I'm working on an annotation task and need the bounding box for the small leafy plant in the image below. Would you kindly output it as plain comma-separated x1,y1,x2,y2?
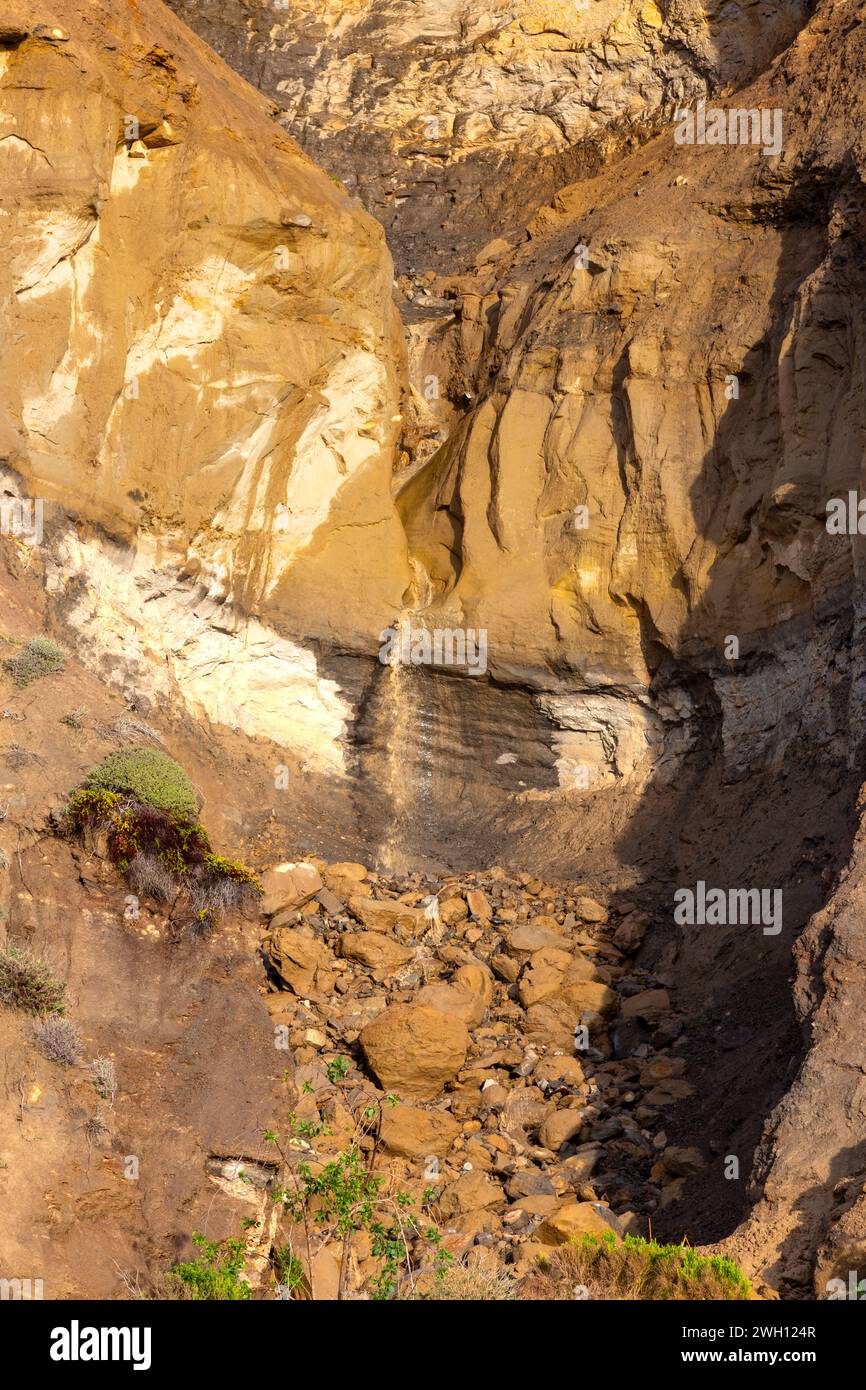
264,1097,449,1300
169,1234,252,1301
326,1055,351,1084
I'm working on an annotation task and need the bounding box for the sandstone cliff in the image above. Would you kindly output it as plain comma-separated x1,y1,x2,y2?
1,0,411,772
167,0,809,273
3,0,866,1306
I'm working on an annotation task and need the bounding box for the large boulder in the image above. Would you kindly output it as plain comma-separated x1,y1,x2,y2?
359,1004,469,1099
537,1202,624,1247
438,1171,503,1220
338,931,415,980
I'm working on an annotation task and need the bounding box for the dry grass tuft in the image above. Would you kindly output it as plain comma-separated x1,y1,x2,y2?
520,1233,753,1301
33,1014,83,1066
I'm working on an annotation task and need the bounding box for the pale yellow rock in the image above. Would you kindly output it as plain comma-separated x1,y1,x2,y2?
1,0,410,776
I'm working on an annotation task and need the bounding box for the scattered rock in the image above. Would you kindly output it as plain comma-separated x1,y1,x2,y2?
348,894,425,938
266,924,336,996
537,1201,624,1246
378,1105,461,1159
439,1170,503,1218
575,896,608,924
339,932,415,980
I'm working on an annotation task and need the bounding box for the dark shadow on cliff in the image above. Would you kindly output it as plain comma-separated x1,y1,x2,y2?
763,1139,866,1298
603,170,866,1252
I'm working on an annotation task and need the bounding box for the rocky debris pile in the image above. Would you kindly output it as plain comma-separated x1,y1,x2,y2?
259,858,699,1283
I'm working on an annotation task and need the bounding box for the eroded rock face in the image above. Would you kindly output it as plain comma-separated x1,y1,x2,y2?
0,0,410,771
395,0,866,785
2,0,834,802
4,0,866,1303
166,0,809,273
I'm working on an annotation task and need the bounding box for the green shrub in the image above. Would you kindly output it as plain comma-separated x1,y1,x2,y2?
169,1234,252,1301
0,945,66,1015
65,754,260,934
523,1232,753,1301
85,748,199,819
3,636,65,687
